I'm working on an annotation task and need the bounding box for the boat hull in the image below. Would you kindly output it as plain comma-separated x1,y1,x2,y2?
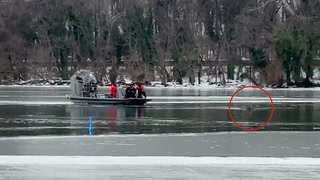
67,96,151,105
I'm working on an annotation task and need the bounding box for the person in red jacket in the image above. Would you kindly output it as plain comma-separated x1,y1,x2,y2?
135,82,146,98
110,83,117,98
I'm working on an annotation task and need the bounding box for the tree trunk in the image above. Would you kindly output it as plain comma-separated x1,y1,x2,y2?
220,66,226,85
236,66,243,80
215,66,218,84
60,51,68,80
227,65,234,80
286,70,291,84
293,69,300,83
160,64,167,85
173,65,183,85
110,57,118,84
197,70,201,84
165,69,171,82
189,71,195,85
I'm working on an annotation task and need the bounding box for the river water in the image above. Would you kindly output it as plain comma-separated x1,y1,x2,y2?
1,86,320,179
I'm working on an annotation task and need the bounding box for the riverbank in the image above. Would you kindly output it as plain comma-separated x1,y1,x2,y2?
1,78,320,89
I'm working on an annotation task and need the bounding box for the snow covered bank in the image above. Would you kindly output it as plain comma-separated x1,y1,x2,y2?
0,79,252,88
2,78,320,90
2,84,320,91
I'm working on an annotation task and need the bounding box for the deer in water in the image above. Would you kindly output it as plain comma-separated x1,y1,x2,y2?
244,103,257,111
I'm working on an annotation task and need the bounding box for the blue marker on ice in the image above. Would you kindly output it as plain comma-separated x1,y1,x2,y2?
88,116,92,135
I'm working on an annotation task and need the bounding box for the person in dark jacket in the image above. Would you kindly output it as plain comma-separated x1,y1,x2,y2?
125,84,136,98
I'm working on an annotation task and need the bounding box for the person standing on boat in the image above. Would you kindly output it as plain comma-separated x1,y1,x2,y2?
117,83,126,99
110,83,117,98
135,82,146,98
89,81,98,97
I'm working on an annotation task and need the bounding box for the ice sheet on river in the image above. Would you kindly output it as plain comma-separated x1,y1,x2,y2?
0,156,319,180
1,132,320,179
1,132,320,157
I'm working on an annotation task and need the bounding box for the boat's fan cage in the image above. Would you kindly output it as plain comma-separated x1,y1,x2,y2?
70,70,98,97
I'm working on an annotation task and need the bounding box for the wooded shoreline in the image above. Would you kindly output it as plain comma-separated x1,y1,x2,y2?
1,0,320,87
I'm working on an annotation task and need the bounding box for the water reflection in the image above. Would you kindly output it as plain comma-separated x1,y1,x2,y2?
67,105,146,135
105,106,145,134
88,116,92,135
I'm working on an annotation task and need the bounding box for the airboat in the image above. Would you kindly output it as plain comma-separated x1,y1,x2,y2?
66,70,152,105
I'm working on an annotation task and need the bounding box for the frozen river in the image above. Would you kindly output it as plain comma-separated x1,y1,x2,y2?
0,132,320,180
1,156,320,180
1,86,320,179
0,132,320,157
1,132,320,180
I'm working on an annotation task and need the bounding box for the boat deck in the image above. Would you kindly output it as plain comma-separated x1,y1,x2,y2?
67,96,151,105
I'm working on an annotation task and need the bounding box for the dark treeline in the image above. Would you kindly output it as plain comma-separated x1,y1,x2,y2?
0,0,320,86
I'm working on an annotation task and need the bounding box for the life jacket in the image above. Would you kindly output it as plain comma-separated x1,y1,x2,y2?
135,84,144,92
110,84,117,97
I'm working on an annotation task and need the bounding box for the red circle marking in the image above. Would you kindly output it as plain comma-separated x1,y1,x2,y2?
228,86,274,131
